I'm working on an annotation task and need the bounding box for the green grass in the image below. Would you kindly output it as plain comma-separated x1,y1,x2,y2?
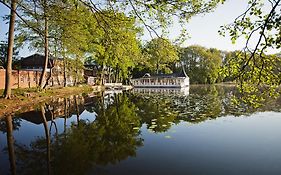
0,84,93,99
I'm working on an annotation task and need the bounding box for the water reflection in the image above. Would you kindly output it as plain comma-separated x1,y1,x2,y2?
6,114,16,175
132,85,281,126
0,85,281,174
133,87,190,96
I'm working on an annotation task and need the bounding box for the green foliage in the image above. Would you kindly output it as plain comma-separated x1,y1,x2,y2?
92,12,141,82
49,1,91,56
219,0,281,104
221,51,281,106
14,0,50,52
179,45,222,84
74,0,223,41
144,37,179,74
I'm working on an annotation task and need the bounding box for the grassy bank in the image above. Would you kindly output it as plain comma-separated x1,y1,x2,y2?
0,85,94,117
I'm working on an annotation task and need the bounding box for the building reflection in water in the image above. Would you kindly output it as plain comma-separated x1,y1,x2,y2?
132,86,189,96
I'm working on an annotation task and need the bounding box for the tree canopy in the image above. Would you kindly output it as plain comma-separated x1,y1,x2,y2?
144,37,179,74
179,45,222,84
219,0,281,102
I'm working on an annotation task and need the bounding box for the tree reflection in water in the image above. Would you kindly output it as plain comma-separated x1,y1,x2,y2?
132,85,281,126
1,85,281,174
1,93,143,175
52,93,143,174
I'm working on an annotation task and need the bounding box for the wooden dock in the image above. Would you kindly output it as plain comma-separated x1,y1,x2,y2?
104,83,133,90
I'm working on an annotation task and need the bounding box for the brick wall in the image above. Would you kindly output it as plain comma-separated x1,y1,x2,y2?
0,69,5,89
0,69,80,89
0,69,43,89
0,69,51,89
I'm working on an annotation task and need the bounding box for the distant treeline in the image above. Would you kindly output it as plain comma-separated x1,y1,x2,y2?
133,45,281,85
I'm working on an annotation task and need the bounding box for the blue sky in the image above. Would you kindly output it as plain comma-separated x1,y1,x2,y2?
0,0,280,57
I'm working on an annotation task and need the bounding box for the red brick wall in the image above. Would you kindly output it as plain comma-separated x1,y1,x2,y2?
0,69,44,89
0,69,76,89
0,69,5,89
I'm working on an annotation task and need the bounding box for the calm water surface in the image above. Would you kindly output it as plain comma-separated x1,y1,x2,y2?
1,85,281,175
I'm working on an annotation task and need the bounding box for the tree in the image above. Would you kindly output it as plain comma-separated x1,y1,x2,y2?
2,0,17,99
220,51,239,82
77,0,223,40
40,0,49,89
179,45,222,84
207,48,223,83
219,0,281,101
144,37,178,74
14,0,52,89
49,1,93,86
86,11,142,84
107,16,141,83
221,51,281,105
15,0,91,88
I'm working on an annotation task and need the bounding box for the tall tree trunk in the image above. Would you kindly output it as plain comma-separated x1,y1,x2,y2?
108,68,111,83
115,65,119,83
156,60,159,74
63,57,67,87
39,1,49,89
100,62,105,85
3,0,17,99
54,40,61,86
52,42,58,86
62,45,67,87
74,64,77,86
43,60,53,89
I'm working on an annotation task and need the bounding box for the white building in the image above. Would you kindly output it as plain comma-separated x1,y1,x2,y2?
131,70,189,88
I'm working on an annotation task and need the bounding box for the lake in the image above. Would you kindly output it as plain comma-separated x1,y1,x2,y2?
1,85,281,175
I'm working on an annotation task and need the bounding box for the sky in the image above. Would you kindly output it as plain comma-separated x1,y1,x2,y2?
0,0,280,57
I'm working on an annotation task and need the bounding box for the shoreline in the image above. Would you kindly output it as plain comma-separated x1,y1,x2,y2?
0,85,98,118
0,83,236,117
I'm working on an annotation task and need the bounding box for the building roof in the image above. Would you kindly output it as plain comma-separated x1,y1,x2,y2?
22,53,63,60
20,53,63,69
